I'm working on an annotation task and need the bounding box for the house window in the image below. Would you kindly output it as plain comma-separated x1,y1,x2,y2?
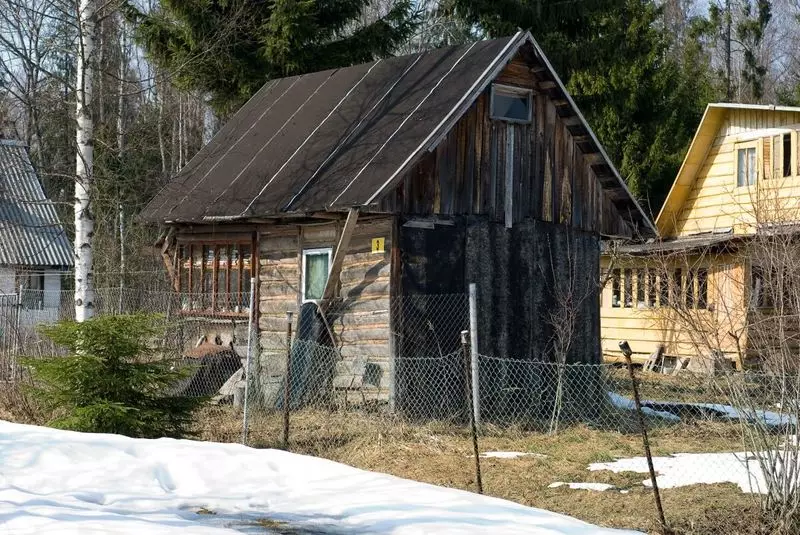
611,269,621,308
672,268,683,306
647,269,657,308
21,271,44,309
697,268,708,309
685,269,695,308
658,270,669,306
623,269,633,308
737,146,757,186
636,269,645,308
302,248,332,302
490,84,532,124
783,133,792,177
178,242,252,314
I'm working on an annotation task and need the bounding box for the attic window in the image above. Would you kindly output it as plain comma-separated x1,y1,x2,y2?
490,84,532,123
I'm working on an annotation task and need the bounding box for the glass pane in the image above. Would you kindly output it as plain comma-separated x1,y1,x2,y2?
748,147,757,185
305,252,330,301
737,149,746,187
492,90,530,122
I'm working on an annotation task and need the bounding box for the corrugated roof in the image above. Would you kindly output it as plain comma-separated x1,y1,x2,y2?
0,140,73,267
141,32,654,236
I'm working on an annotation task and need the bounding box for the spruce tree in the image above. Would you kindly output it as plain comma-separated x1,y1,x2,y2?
449,0,715,211
26,314,203,439
127,0,419,115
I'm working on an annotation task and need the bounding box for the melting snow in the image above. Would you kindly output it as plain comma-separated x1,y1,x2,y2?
480,451,548,459
548,482,615,492
0,420,642,534
589,452,769,494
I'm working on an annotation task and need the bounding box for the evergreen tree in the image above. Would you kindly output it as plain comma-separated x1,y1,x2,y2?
127,0,419,115
26,315,203,439
450,0,713,210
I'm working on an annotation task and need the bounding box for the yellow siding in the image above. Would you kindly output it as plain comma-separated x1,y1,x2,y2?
673,109,800,237
600,255,746,366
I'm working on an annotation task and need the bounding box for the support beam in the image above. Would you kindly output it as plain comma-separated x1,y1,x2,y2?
322,207,359,301
160,229,179,292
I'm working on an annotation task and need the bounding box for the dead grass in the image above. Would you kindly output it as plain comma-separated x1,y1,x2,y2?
0,380,46,425
194,405,765,534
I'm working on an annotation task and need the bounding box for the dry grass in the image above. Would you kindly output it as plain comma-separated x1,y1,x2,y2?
194,405,765,534
0,380,46,425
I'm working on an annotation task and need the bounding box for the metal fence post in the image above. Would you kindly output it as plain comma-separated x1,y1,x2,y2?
620,341,668,532
468,283,480,427
241,277,256,445
461,330,483,494
283,311,293,450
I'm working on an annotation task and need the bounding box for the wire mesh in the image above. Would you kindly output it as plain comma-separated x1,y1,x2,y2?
3,282,799,529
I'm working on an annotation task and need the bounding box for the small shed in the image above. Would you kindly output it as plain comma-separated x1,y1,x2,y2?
0,140,72,325
142,32,654,418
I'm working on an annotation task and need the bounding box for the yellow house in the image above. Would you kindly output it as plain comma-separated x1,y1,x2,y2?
601,103,800,371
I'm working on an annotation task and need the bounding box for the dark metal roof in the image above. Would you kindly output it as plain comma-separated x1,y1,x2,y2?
0,140,73,268
141,32,654,236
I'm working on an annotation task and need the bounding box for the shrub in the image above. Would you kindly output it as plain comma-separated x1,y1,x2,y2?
25,314,204,438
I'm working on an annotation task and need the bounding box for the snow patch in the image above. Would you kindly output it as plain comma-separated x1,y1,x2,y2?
481,451,548,459
589,452,769,494
548,482,615,492
0,420,642,534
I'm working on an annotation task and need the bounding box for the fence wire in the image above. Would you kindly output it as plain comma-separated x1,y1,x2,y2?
2,284,799,530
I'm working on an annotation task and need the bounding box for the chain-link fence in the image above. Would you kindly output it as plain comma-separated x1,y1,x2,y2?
2,280,798,531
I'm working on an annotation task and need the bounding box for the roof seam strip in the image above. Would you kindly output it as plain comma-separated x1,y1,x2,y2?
201,76,331,219
159,79,285,217
282,55,425,212
363,33,524,205
241,61,382,217
330,40,481,207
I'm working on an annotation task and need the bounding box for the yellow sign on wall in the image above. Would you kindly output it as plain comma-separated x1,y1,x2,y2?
371,237,385,254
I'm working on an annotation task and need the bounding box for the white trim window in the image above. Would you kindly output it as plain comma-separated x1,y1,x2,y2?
736,144,757,187
490,84,533,124
302,248,332,302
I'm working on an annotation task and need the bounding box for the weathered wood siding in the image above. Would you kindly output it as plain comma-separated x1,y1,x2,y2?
379,56,631,237
674,109,800,237
258,218,393,384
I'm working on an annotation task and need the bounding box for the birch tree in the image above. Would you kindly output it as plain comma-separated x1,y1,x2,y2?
74,0,96,321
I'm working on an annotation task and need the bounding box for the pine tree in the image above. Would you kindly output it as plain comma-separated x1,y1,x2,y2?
26,315,203,439
127,0,419,115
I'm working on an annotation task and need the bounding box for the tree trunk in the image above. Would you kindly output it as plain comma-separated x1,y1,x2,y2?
724,0,732,101
75,0,96,322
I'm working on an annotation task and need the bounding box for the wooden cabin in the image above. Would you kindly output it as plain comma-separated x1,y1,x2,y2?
142,32,653,416
601,103,800,371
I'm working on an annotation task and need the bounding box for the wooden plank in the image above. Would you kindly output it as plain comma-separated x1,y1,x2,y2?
322,208,359,301
505,122,514,228
473,94,484,213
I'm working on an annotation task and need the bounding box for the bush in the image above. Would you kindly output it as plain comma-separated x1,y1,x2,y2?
25,314,204,438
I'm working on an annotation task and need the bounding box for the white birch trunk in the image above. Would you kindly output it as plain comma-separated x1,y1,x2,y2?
74,0,96,322
202,93,217,146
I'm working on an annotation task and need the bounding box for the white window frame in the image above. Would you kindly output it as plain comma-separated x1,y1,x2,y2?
489,84,533,124
301,247,333,303
735,142,758,188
